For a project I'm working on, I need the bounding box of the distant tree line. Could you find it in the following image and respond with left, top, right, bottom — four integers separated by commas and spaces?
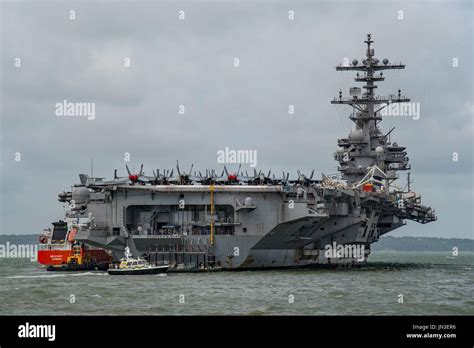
372, 236, 474, 252
0, 234, 473, 252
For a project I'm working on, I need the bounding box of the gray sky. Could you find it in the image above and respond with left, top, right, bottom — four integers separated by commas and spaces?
1, 0, 472, 238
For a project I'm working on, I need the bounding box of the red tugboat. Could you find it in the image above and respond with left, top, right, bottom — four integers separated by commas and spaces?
38, 220, 111, 271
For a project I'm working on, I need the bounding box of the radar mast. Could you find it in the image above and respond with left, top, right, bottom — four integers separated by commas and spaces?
332, 34, 411, 192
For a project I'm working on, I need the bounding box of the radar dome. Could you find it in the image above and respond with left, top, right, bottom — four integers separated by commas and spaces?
375, 146, 384, 154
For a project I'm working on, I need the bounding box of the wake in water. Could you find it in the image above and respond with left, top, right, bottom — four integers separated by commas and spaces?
5, 271, 108, 279
5, 274, 68, 279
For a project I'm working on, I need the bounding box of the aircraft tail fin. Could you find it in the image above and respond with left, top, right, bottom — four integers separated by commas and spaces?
79, 174, 89, 185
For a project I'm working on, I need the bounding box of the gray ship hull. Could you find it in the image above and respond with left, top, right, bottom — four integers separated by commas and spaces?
72, 184, 403, 269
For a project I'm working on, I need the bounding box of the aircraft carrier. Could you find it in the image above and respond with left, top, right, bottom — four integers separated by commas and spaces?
45, 34, 437, 270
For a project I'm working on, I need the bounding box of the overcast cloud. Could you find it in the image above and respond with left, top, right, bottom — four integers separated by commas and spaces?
1, 0, 472, 238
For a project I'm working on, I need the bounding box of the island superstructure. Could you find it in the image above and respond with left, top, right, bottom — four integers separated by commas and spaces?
40, 34, 436, 270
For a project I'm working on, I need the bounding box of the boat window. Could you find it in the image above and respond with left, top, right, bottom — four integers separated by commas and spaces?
51, 222, 68, 241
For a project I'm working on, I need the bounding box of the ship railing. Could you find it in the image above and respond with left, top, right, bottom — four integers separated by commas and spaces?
337, 138, 350, 146
137, 234, 182, 238
38, 244, 70, 251
149, 260, 170, 266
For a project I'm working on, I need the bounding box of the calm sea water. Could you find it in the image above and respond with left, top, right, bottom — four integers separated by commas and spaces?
0, 252, 472, 315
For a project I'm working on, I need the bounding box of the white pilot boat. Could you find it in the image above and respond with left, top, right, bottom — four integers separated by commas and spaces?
108, 247, 169, 275
108, 257, 169, 275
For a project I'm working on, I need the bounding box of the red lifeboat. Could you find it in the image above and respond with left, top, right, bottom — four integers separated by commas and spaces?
227, 174, 237, 181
